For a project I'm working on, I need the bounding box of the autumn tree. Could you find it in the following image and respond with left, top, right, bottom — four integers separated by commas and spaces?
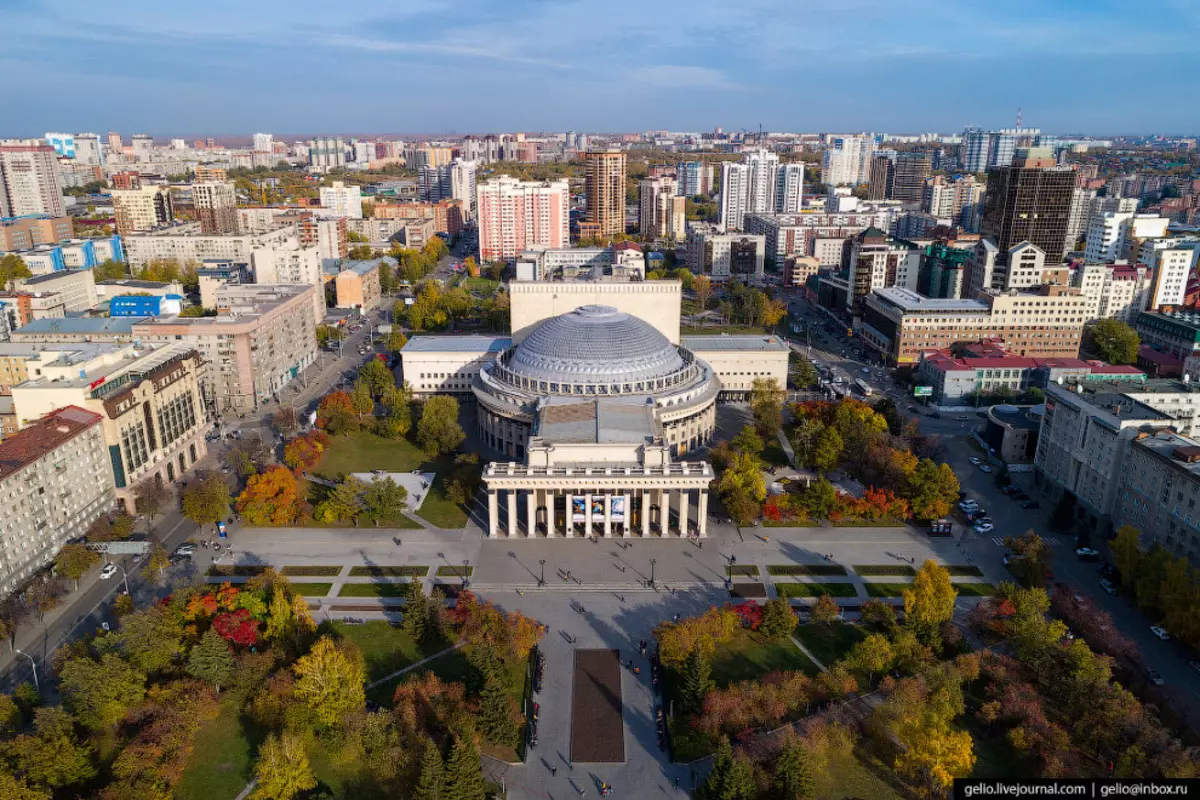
654, 605, 739, 667
252, 731, 316, 800
904, 561, 958, 645
388, 329, 409, 353
694, 274, 713, 310
846, 633, 894, 685
351, 380, 375, 418
904, 459, 960, 520
363, 477, 408, 522
236, 466, 299, 526
682, 647, 714, 713
417, 395, 465, 455
811, 426, 843, 473
715, 451, 766, 525
143, 544, 170, 580
187, 629, 234, 692
1110, 525, 1143, 588
761, 597, 797, 640
315, 476, 366, 523
59, 652, 146, 730
224, 436, 272, 481
54, 544, 100, 590
182, 473, 231, 526
811, 594, 840, 626
751, 377, 787, 438
0, 253, 32, 290
133, 477, 170, 521
1004, 530, 1054, 587
292, 636, 366, 728
731, 425, 764, 457
317, 390, 359, 434
270, 406, 300, 437
3, 706, 96, 793
1090, 318, 1140, 364
108, 604, 185, 673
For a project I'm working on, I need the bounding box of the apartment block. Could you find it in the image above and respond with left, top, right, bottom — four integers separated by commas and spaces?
980, 148, 1075, 259
373, 200, 463, 238
11, 344, 207, 511
0, 215, 73, 251
192, 181, 240, 235
112, 186, 175, 235
123, 226, 295, 269
922, 175, 984, 232
476, 177, 569, 261
14, 269, 97, 314
332, 258, 385, 311
251, 242, 327, 324
0, 406, 114, 595
684, 224, 765, 283
1114, 430, 1200, 565
1073, 263, 1153, 322
584, 149, 626, 238
1136, 311, 1200, 360
676, 161, 714, 197
743, 211, 888, 266
194, 165, 228, 183
845, 227, 921, 320
822, 135, 875, 187
133, 284, 317, 414
639, 177, 686, 241
319, 181, 364, 219
0, 145, 65, 218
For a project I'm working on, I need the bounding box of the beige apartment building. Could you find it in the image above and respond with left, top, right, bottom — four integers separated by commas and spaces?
332, 259, 384, 311
863, 285, 1088, 366
123, 225, 295, 269
11, 344, 207, 511
111, 186, 175, 235
194, 165, 228, 183
584, 149, 627, 238
0, 406, 114, 595
15, 269, 98, 314
0, 215, 73, 251
1114, 430, 1200, 566
134, 284, 317, 414
192, 181, 240, 234
0, 343, 134, 394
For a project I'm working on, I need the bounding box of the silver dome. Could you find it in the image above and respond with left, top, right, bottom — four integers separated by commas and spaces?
508, 305, 686, 384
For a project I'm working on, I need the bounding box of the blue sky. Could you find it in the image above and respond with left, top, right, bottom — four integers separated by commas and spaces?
3, 0, 1199, 137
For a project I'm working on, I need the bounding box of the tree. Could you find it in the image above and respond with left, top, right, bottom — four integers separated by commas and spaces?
236, 466, 299, 526
92, 259, 128, 282
812, 426, 843, 473
1090, 318, 1140, 364
110, 605, 185, 673
1004, 530, 1054, 587
750, 377, 787, 438
0, 253, 32, 290
143, 544, 170, 580
351, 380, 375, 419
775, 740, 817, 800
760, 597, 798, 640
359, 358, 395, 397
388, 329, 409, 353
363, 477, 408, 522
654, 606, 740, 667
904, 560, 958, 644
292, 637, 366, 728
315, 476, 366, 523
86, 512, 135, 542
442, 733, 487, 800
183, 473, 231, 525
401, 580, 430, 641
224, 437, 272, 480
479, 677, 519, 747
25, 579, 65, 622
213, 608, 259, 648
811, 594, 840, 625
696, 737, 757, 800
187, 629, 234, 692
252, 731, 316, 800
54, 543, 100, 591
59, 652, 146, 730
904, 459, 959, 521
1110, 525, 1143, 588
133, 477, 170, 520
715, 451, 766, 525
731, 425, 764, 457
846, 633, 894, 685
0, 772, 50, 800
317, 390, 359, 434
316, 324, 346, 348
271, 407, 300, 437
4, 707, 96, 792
694, 275, 713, 310
417, 395, 464, 456
282, 430, 330, 474
413, 738, 444, 800
681, 647, 713, 713
463, 255, 480, 277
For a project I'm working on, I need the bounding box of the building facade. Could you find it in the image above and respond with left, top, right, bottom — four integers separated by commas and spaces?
332, 259, 384, 311
0, 145, 65, 218
0, 215, 73, 251
584, 149, 626, 238
112, 186, 175, 235
192, 182, 240, 234
319, 181, 364, 219
639, 177, 686, 241
476, 177, 570, 261
980, 148, 1074, 259
685, 225, 766, 283
1114, 430, 1200, 565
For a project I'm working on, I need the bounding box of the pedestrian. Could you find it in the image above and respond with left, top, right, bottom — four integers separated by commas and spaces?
674, 777, 680, 789
551, 766, 558, 777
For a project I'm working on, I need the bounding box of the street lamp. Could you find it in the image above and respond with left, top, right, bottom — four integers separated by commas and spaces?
462, 560, 470, 589
538, 559, 546, 587
13, 648, 38, 694
650, 558, 657, 587
113, 563, 130, 596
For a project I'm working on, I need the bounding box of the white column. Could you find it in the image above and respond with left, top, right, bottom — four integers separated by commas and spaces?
641, 490, 650, 537
677, 488, 689, 538
659, 489, 671, 534
546, 490, 556, 537
622, 493, 632, 537
487, 491, 499, 538
584, 493, 594, 537
507, 490, 518, 537
603, 494, 612, 537
526, 490, 537, 538
564, 493, 574, 537
698, 490, 709, 537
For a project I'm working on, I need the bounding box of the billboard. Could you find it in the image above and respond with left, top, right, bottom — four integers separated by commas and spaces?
914, 386, 933, 397
572, 496, 587, 522
572, 496, 623, 521
611, 496, 626, 522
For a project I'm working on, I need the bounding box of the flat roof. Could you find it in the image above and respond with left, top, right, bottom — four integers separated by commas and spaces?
0, 406, 102, 480
97, 279, 174, 289
682, 334, 791, 352
534, 398, 658, 444
872, 287, 989, 313
13, 317, 144, 335
22, 271, 88, 285
1135, 430, 1200, 477
402, 335, 510, 353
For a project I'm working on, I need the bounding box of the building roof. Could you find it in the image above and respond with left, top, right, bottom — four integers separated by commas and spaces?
988, 404, 1044, 431
1134, 430, 1200, 477
402, 335, 510, 354
97, 279, 174, 289
340, 257, 395, 277
1088, 364, 1145, 375
13, 317, 143, 335
682, 334, 790, 352
0, 406, 102, 481
872, 287, 989, 313
534, 398, 658, 444
21, 271, 88, 286
1138, 347, 1184, 366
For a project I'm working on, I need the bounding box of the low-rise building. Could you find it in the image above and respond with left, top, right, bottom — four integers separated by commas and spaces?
95, 278, 184, 301
983, 404, 1044, 465
132, 285, 317, 414
782, 255, 820, 288
331, 258, 385, 311
374, 199, 464, 238
11, 344, 207, 511
11, 317, 143, 343
12, 237, 124, 274
0, 406, 114, 595
0, 215, 73, 251
685, 224, 765, 284
14, 269, 97, 314
1136, 311, 1200, 361
915, 348, 1144, 405
1114, 430, 1200, 565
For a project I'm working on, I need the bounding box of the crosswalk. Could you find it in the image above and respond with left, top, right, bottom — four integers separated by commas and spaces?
991, 536, 1003, 547
992, 534, 1064, 547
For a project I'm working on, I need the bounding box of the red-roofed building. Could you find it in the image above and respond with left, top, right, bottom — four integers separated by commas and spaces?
1137, 346, 1184, 378
0, 406, 114, 594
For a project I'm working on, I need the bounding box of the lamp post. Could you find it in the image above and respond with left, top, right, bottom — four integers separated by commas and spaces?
650, 558, 657, 587
13, 649, 38, 694
114, 563, 130, 596
539, 559, 546, 587
462, 560, 470, 589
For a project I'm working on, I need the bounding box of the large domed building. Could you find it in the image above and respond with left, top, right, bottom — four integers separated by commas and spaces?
399, 275, 790, 539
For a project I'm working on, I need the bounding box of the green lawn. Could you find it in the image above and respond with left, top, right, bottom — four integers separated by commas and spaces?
337, 583, 408, 598
775, 582, 859, 598
768, 564, 848, 576
175, 696, 261, 800
326, 620, 436, 683
953, 582, 998, 596
312, 431, 473, 529
281, 565, 342, 577
289, 582, 333, 596
814, 749, 905, 800
863, 583, 913, 598
726, 565, 760, 576
348, 566, 429, 577
792, 622, 867, 666
462, 277, 500, 294
852, 565, 915, 577
947, 565, 985, 577
435, 565, 473, 577
760, 441, 790, 467
709, 628, 820, 683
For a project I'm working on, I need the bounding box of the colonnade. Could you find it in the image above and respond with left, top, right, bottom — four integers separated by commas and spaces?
485, 486, 708, 539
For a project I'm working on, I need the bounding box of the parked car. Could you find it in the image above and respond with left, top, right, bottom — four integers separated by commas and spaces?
978, 464, 994, 473
957, 415, 970, 421
1150, 625, 1171, 641
969, 456, 982, 466
1099, 577, 1118, 595
1075, 547, 1100, 561
1021, 500, 1041, 509
1144, 667, 1166, 686
974, 522, 995, 533
99, 563, 118, 580
173, 544, 196, 557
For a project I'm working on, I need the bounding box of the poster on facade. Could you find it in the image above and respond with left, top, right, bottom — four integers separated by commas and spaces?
610, 496, 626, 522
590, 498, 605, 520
572, 497, 587, 522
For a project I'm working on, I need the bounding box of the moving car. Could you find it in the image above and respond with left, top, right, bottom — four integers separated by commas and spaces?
1144, 667, 1165, 686
969, 456, 982, 466
1021, 500, 1041, 509
1099, 577, 1118, 595
956, 415, 970, 421
1075, 547, 1100, 561
979, 464, 993, 473
99, 563, 118, 580
974, 522, 995, 533
1150, 625, 1171, 641
173, 544, 196, 557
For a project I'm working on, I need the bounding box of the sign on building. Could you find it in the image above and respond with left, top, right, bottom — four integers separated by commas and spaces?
914, 386, 933, 397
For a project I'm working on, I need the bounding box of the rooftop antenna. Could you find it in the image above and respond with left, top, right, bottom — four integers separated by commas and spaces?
1015, 107, 1023, 129
758, 123, 764, 145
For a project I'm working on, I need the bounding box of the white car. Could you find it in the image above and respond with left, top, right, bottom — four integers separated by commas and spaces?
979, 464, 993, 473
1145, 667, 1165, 686
99, 563, 118, 580
968, 456, 982, 466
974, 522, 995, 533
1150, 625, 1171, 641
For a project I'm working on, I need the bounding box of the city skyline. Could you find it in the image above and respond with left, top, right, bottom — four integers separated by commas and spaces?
5, 0, 1200, 135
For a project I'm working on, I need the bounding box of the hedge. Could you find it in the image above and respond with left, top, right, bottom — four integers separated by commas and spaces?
767, 564, 847, 576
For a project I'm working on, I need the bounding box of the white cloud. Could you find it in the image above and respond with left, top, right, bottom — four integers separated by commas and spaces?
631, 65, 750, 91
321, 33, 567, 68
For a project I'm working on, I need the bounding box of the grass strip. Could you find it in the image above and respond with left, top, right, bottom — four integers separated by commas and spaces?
947, 565, 985, 577
852, 565, 916, 577
775, 582, 858, 598
347, 565, 429, 577
337, 583, 409, 598
953, 582, 998, 596
288, 583, 333, 596
767, 564, 847, 576
435, 565, 474, 577
726, 565, 760, 576
281, 566, 342, 577
207, 565, 267, 577
863, 583, 913, 598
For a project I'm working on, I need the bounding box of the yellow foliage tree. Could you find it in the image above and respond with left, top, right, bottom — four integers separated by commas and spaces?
291, 637, 366, 728
904, 561, 957, 644
654, 606, 739, 667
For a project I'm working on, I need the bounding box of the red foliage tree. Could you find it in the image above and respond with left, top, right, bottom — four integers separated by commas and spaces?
732, 601, 763, 631
283, 430, 331, 474
212, 608, 258, 647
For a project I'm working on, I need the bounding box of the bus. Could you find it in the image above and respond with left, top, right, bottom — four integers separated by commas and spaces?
854, 378, 874, 397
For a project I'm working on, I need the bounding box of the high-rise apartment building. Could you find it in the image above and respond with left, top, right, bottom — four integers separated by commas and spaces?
43, 133, 75, 158
112, 186, 175, 235
922, 175, 985, 231
718, 150, 800, 230
980, 147, 1075, 258
1065, 187, 1097, 252
251, 241, 327, 325
73, 133, 103, 166
775, 162, 804, 215
1084, 212, 1170, 263
0, 406, 114, 595
960, 128, 1024, 172
131, 134, 154, 161
252, 133, 273, 152
890, 152, 932, 203
318, 181, 364, 219
821, 135, 875, 187
638, 177, 685, 241
867, 155, 892, 201
676, 161, 714, 197
419, 159, 477, 221
0, 216, 73, 251
0, 145, 65, 218
584, 149, 626, 238
477, 176, 570, 261
845, 227, 921, 319
192, 181, 240, 234
308, 137, 345, 172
